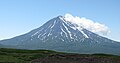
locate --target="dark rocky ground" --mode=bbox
[31,54,120,63]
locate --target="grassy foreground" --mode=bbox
[0,48,62,63]
[0,48,120,63]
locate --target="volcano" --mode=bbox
[0,15,120,55]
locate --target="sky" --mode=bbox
[0,0,120,41]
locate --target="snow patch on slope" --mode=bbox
[62,22,73,39]
[81,30,89,38]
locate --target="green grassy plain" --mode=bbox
[0,48,120,63]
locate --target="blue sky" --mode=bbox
[0,0,120,41]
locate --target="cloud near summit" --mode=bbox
[64,13,110,35]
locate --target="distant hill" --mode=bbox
[0,48,120,63]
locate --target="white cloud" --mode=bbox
[64,13,110,35]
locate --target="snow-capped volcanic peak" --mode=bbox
[29,14,110,42]
[30,15,90,43]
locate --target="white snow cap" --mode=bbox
[64,13,110,35]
